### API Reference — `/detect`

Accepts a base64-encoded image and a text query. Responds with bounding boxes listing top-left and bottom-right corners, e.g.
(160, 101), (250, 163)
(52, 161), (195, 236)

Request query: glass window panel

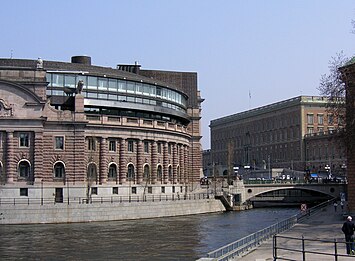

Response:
(118, 80), (127, 92)
(143, 84), (150, 96)
(98, 93), (107, 99)
(64, 75), (76, 88)
(127, 82), (135, 93)
(150, 86), (156, 97)
(52, 90), (64, 96)
(136, 97), (142, 103)
(98, 78), (108, 91)
(127, 96), (135, 102)
(46, 89), (52, 96)
(52, 74), (64, 87)
(46, 74), (52, 87)
(156, 87), (161, 97)
(143, 99), (150, 104)
(88, 76), (97, 90)
(108, 79), (117, 91)
(88, 92), (98, 98)
(136, 82), (143, 94)
(108, 94), (117, 100)
(118, 95), (127, 101)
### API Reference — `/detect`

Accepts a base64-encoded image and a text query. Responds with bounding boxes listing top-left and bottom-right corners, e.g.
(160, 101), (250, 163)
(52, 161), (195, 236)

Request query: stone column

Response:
(33, 131), (43, 183)
(119, 139), (127, 184)
(151, 141), (157, 184)
(163, 142), (168, 184)
(6, 131), (15, 183)
(172, 143), (178, 184)
(99, 137), (108, 184)
(137, 140), (143, 184)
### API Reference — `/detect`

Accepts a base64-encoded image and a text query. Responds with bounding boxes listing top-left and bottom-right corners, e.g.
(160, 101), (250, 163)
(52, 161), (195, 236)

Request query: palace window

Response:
(108, 164), (117, 180)
(18, 161), (30, 178)
(157, 143), (162, 154)
(144, 141), (149, 153)
(88, 137), (96, 151)
(143, 165), (150, 180)
(19, 133), (29, 148)
(109, 140), (116, 152)
(127, 164), (135, 180)
(168, 144), (172, 154)
(20, 188), (28, 196)
(317, 114), (324, 125)
(307, 114), (314, 125)
(55, 136), (64, 150)
(128, 140), (134, 152)
(54, 162), (65, 179)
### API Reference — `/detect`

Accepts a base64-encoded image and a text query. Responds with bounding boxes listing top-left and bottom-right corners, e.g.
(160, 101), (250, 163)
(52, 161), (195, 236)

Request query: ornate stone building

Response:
(0, 56), (204, 202)
(208, 96), (344, 175)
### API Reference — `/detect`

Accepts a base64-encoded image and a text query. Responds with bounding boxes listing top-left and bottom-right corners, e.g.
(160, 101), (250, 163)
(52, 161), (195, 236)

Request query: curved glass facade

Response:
(46, 73), (187, 113)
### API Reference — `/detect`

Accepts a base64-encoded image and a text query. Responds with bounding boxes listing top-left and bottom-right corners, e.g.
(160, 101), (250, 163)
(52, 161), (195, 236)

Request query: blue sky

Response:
(1, 0), (355, 149)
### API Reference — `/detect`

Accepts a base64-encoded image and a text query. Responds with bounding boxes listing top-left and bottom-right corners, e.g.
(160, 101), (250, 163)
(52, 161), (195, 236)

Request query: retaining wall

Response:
(0, 198), (225, 224)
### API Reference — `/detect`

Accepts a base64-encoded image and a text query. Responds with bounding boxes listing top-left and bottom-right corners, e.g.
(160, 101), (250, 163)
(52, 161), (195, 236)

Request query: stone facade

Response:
(208, 96), (344, 174)
(0, 57), (204, 203)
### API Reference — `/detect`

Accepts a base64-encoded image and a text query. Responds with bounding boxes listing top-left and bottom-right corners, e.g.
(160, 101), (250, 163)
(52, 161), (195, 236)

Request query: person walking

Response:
(334, 202), (338, 212)
(341, 201), (344, 212)
(342, 216), (355, 255)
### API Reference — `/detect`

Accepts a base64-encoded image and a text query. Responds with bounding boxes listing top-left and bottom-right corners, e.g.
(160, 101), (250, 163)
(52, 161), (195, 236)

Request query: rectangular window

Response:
(307, 114), (314, 124)
(307, 127), (314, 134)
(328, 114), (334, 125)
(132, 187), (137, 194)
(19, 133), (29, 148)
(113, 187), (118, 194)
(157, 143), (162, 154)
(20, 188), (28, 196)
(91, 187), (98, 195)
(88, 137), (96, 151)
(109, 140), (116, 152)
(148, 187), (152, 194)
(168, 144), (172, 154)
(128, 140), (134, 152)
(55, 136), (64, 150)
(317, 114), (324, 125)
(144, 141), (149, 153)
(161, 186), (165, 193)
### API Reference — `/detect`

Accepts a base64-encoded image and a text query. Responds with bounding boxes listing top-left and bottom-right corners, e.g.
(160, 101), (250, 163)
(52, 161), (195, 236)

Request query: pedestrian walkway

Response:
(236, 203), (351, 260)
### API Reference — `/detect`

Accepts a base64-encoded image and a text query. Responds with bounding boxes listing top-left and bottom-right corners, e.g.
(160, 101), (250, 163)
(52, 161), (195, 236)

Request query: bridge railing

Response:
(202, 199), (335, 261)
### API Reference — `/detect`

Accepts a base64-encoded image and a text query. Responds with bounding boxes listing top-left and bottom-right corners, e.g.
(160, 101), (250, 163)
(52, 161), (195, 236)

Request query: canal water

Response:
(0, 207), (299, 260)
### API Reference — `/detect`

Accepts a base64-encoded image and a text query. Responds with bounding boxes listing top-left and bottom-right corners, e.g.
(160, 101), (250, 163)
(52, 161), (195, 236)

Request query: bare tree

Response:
(318, 51), (350, 127)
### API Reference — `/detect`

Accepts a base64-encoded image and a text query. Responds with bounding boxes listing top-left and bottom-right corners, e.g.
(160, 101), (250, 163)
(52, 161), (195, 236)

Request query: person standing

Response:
(342, 216), (355, 255)
(334, 202), (338, 212)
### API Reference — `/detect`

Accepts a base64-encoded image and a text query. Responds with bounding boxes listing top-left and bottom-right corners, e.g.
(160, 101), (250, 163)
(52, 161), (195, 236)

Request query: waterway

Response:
(0, 207), (299, 260)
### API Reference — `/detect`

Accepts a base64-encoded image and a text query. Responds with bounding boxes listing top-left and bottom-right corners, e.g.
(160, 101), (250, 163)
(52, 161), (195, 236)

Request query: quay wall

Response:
(0, 199), (225, 224)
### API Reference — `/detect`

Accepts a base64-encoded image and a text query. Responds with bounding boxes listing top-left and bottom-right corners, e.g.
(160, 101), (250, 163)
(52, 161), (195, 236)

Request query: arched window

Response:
(168, 165), (173, 180)
(87, 163), (97, 182)
(108, 163), (117, 180)
(157, 165), (162, 181)
(18, 160), (31, 178)
(127, 164), (135, 180)
(53, 162), (65, 179)
(143, 165), (150, 180)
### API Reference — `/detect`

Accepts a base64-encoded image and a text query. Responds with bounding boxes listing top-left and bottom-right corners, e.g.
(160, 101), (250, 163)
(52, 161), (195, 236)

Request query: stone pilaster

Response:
(163, 142), (168, 184)
(99, 137), (108, 184)
(33, 132), (43, 183)
(6, 131), (15, 183)
(172, 143), (178, 184)
(119, 139), (127, 184)
(137, 140), (143, 184)
(151, 141), (157, 184)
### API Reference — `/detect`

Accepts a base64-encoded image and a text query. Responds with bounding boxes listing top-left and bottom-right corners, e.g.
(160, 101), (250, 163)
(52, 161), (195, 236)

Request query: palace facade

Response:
(0, 56), (204, 202)
(208, 96), (345, 176)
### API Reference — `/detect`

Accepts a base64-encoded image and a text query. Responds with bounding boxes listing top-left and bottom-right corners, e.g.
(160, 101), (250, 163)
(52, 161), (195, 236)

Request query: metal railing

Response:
(0, 192), (211, 206)
(273, 235), (351, 260)
(203, 199), (335, 261)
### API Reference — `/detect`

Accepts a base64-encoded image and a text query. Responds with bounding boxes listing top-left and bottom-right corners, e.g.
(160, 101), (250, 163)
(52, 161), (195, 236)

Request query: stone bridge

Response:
(242, 182), (346, 203)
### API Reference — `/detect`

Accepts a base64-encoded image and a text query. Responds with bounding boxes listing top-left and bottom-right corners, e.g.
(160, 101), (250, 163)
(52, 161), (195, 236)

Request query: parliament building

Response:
(0, 56), (204, 202)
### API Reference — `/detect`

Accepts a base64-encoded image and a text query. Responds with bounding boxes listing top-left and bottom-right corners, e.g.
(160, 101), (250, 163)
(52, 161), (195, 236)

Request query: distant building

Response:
(207, 96), (345, 177)
(0, 56), (204, 201)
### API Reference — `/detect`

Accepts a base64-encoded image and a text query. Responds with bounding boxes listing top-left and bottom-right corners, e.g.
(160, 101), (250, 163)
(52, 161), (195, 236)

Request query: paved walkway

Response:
(236, 204), (354, 261)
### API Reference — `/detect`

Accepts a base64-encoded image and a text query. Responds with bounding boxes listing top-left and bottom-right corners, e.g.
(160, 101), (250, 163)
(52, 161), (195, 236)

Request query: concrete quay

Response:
(236, 204), (350, 261)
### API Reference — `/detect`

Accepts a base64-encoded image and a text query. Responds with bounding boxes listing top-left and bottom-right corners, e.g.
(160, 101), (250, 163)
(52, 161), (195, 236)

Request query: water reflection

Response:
(0, 207), (298, 260)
